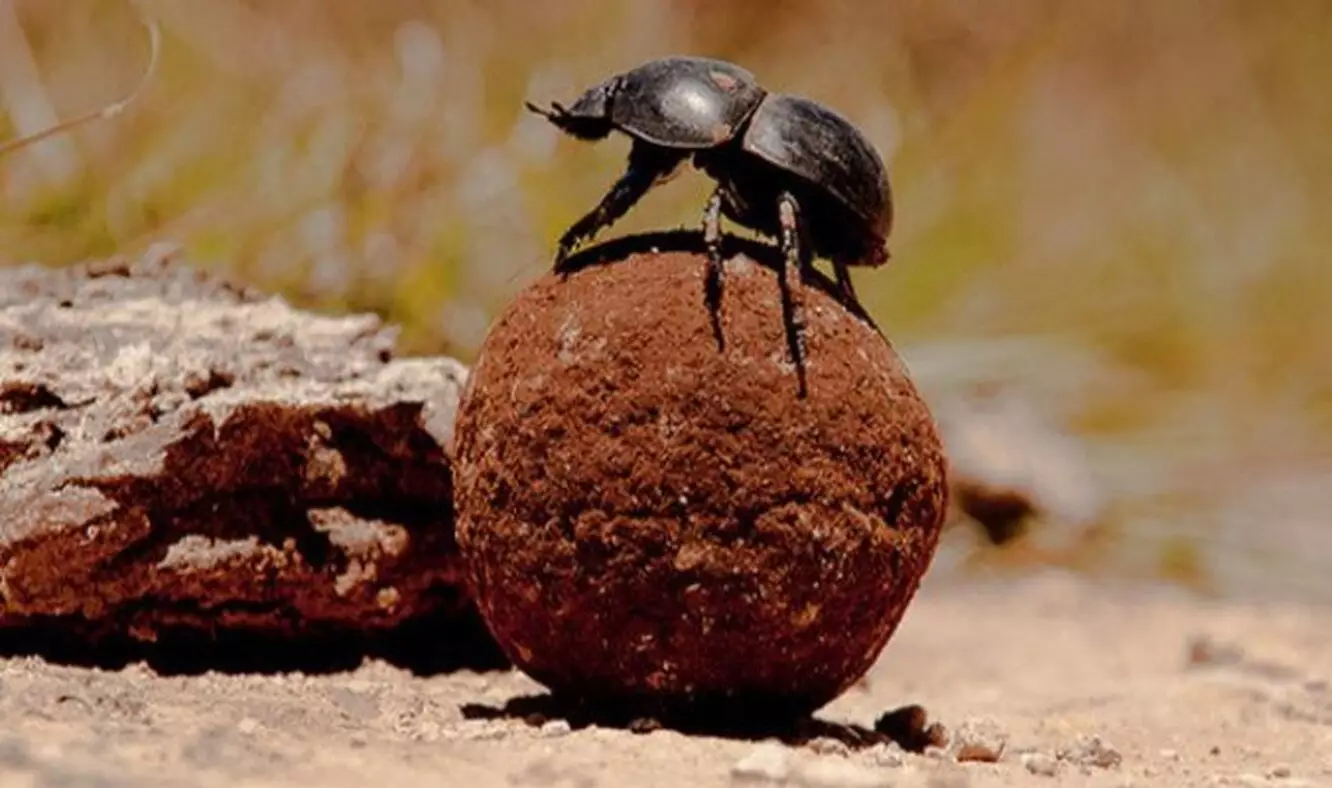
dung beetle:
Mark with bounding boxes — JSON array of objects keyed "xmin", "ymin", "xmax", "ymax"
[{"xmin": 526, "ymin": 55, "xmax": 893, "ymax": 394}]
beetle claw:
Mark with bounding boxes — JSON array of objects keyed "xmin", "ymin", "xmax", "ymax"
[{"xmin": 552, "ymin": 246, "xmax": 572, "ymax": 273}]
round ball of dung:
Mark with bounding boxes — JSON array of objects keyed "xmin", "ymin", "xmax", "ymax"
[{"xmin": 452, "ymin": 237, "xmax": 949, "ymax": 720}]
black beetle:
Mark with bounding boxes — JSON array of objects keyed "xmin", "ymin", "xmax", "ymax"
[{"xmin": 526, "ymin": 55, "xmax": 893, "ymax": 392}]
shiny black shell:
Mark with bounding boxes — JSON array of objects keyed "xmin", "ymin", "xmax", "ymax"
[
  {"xmin": 562, "ymin": 56, "xmax": 767, "ymax": 149},
  {"xmin": 740, "ymin": 94, "xmax": 893, "ymax": 241}
]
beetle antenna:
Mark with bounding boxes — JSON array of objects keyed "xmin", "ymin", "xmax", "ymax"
[{"xmin": 523, "ymin": 100, "xmax": 568, "ymax": 121}]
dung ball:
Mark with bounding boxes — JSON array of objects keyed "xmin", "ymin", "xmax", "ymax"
[{"xmin": 452, "ymin": 235, "xmax": 949, "ymax": 719}]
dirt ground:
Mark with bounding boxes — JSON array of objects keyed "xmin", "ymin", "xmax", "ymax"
[{"xmin": 0, "ymin": 571, "xmax": 1327, "ymax": 788}]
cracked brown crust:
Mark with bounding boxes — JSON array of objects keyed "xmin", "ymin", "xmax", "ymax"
[
  {"xmin": 453, "ymin": 237, "xmax": 949, "ymax": 717},
  {"xmin": 0, "ymin": 251, "xmax": 500, "ymax": 671}
]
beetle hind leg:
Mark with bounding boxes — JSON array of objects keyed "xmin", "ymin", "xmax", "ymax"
[
  {"xmin": 554, "ymin": 145, "xmax": 684, "ymax": 271},
  {"xmin": 833, "ymin": 259, "xmax": 863, "ymax": 311},
  {"xmin": 701, "ymin": 188, "xmax": 726, "ymax": 350},
  {"xmin": 776, "ymin": 191, "xmax": 810, "ymax": 399}
]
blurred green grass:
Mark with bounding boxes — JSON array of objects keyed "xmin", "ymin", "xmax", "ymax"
[{"xmin": 3, "ymin": 0, "xmax": 1330, "ymax": 595}]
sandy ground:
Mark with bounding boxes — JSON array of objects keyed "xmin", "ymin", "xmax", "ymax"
[{"xmin": 0, "ymin": 571, "xmax": 1327, "ymax": 788}]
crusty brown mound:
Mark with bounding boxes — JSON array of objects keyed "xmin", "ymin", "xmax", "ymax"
[
  {"xmin": 453, "ymin": 233, "xmax": 950, "ymax": 719},
  {"xmin": 0, "ymin": 248, "xmax": 502, "ymax": 672}
]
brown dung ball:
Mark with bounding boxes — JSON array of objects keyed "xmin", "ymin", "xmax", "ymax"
[{"xmin": 452, "ymin": 234, "xmax": 949, "ymax": 719}]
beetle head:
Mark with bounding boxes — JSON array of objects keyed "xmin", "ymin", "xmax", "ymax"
[{"xmin": 525, "ymin": 78, "xmax": 619, "ymax": 141}]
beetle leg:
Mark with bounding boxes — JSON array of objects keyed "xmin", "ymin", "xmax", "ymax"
[
  {"xmin": 833, "ymin": 259, "xmax": 862, "ymax": 309},
  {"xmin": 776, "ymin": 191, "xmax": 809, "ymax": 399},
  {"xmin": 554, "ymin": 146, "xmax": 684, "ymax": 271},
  {"xmin": 701, "ymin": 188, "xmax": 726, "ymax": 350}
]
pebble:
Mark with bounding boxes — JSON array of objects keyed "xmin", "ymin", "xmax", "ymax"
[
  {"xmin": 1187, "ymin": 635, "xmax": 1245, "ymax": 667},
  {"xmin": 235, "ymin": 717, "xmax": 259, "ymax": 735},
  {"xmin": 1267, "ymin": 765, "xmax": 1291, "ymax": 779},
  {"xmin": 808, "ymin": 738, "xmax": 852, "ymax": 758},
  {"xmin": 863, "ymin": 743, "xmax": 905, "ymax": 768},
  {"xmin": 538, "ymin": 719, "xmax": 572, "ymax": 738},
  {"xmin": 873, "ymin": 704, "xmax": 948, "ymax": 753},
  {"xmin": 1022, "ymin": 752, "xmax": 1059, "ymax": 777},
  {"xmin": 947, "ymin": 718, "xmax": 1007, "ymax": 763},
  {"xmin": 1058, "ymin": 734, "xmax": 1122, "ymax": 769},
  {"xmin": 732, "ymin": 742, "xmax": 791, "ymax": 783}
]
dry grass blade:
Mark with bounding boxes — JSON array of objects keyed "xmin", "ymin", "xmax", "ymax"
[{"xmin": 0, "ymin": 2, "xmax": 160, "ymax": 157}]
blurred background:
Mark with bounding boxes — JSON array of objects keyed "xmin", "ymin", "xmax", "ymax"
[{"xmin": 1, "ymin": 0, "xmax": 1328, "ymax": 602}]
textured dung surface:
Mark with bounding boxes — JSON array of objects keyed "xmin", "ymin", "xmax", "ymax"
[
  {"xmin": 453, "ymin": 236, "xmax": 950, "ymax": 716},
  {"xmin": 0, "ymin": 249, "xmax": 499, "ymax": 671}
]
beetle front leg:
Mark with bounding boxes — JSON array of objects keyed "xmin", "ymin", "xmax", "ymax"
[
  {"xmin": 701, "ymin": 188, "xmax": 726, "ymax": 350},
  {"xmin": 776, "ymin": 191, "xmax": 809, "ymax": 399},
  {"xmin": 554, "ymin": 146, "xmax": 685, "ymax": 271}
]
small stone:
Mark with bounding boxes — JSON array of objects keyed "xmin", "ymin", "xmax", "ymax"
[
  {"xmin": 863, "ymin": 743, "xmax": 905, "ymax": 768},
  {"xmin": 1022, "ymin": 752, "xmax": 1059, "ymax": 777},
  {"xmin": 539, "ymin": 720, "xmax": 572, "ymax": 738},
  {"xmin": 732, "ymin": 742, "xmax": 792, "ymax": 783},
  {"xmin": 947, "ymin": 718, "xmax": 1006, "ymax": 763},
  {"xmin": 1058, "ymin": 734, "xmax": 1122, "ymax": 769},
  {"xmin": 874, "ymin": 704, "xmax": 948, "ymax": 753},
  {"xmin": 1186, "ymin": 635, "xmax": 1245, "ymax": 668},
  {"xmin": 235, "ymin": 717, "xmax": 259, "ymax": 735},
  {"xmin": 628, "ymin": 717, "xmax": 663, "ymax": 735},
  {"xmin": 1267, "ymin": 765, "xmax": 1292, "ymax": 779},
  {"xmin": 953, "ymin": 743, "xmax": 1001, "ymax": 763},
  {"xmin": 1159, "ymin": 749, "xmax": 1180, "ymax": 761},
  {"xmin": 808, "ymin": 738, "xmax": 852, "ymax": 757}
]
